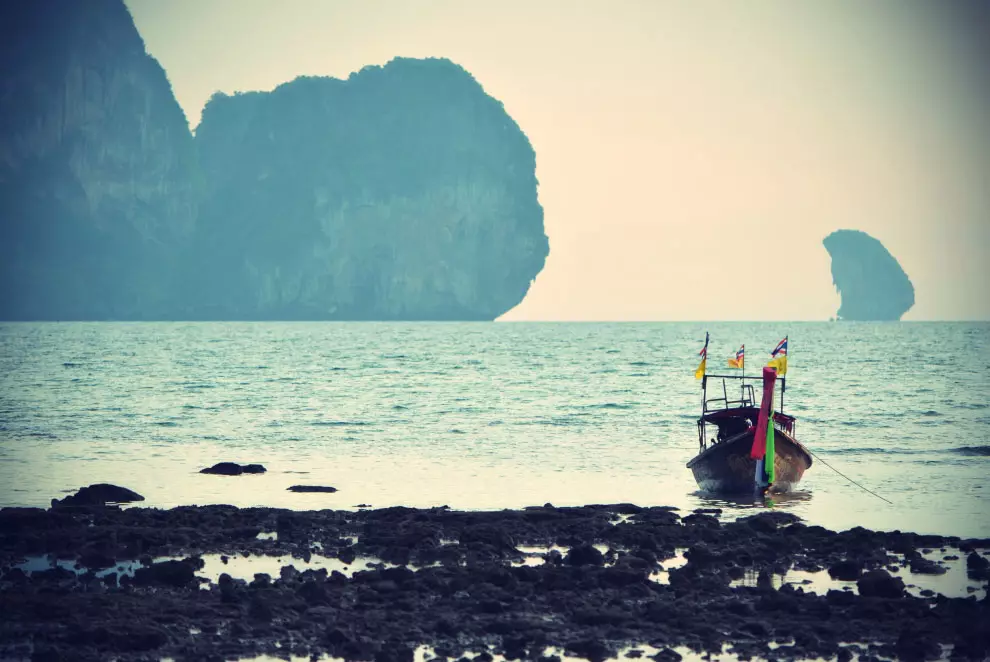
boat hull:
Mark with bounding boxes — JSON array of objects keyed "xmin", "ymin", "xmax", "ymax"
[{"xmin": 686, "ymin": 428, "xmax": 812, "ymax": 494}]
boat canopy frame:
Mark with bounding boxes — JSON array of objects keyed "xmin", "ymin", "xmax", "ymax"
[{"xmin": 697, "ymin": 372, "xmax": 789, "ymax": 452}]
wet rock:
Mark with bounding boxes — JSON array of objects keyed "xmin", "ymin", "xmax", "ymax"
[
  {"xmin": 967, "ymin": 552, "xmax": 990, "ymax": 580},
  {"xmin": 650, "ymin": 648, "xmax": 682, "ymax": 662},
  {"xmin": 52, "ymin": 483, "xmax": 144, "ymax": 507},
  {"xmin": 857, "ymin": 569, "xmax": 905, "ymax": 598},
  {"xmin": 287, "ymin": 485, "xmax": 338, "ymax": 493},
  {"xmin": 737, "ymin": 511, "xmax": 802, "ymax": 533},
  {"xmin": 564, "ymin": 544, "xmax": 605, "ymax": 567},
  {"xmin": 565, "ymin": 639, "xmax": 611, "ymax": 662},
  {"xmin": 459, "ymin": 525, "xmax": 518, "ymax": 553},
  {"xmin": 248, "ymin": 596, "xmax": 273, "ymax": 622},
  {"xmin": 133, "ymin": 559, "xmax": 197, "ymax": 587},
  {"xmin": 908, "ymin": 557, "xmax": 946, "ymax": 575},
  {"xmin": 895, "ymin": 628, "xmax": 942, "ymax": 661},
  {"xmin": 199, "ymin": 462, "xmax": 267, "ymax": 475},
  {"xmin": 681, "ymin": 513, "xmax": 719, "ymax": 528},
  {"xmin": 828, "ymin": 560, "xmax": 864, "ymax": 581}
]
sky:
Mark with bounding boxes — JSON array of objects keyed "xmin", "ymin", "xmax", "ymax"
[{"xmin": 125, "ymin": 0, "xmax": 990, "ymax": 321}]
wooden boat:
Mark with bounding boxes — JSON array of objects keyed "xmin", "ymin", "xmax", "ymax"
[{"xmin": 686, "ymin": 369, "xmax": 812, "ymax": 494}]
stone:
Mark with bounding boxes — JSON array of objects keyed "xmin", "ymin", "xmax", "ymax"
[
  {"xmin": 53, "ymin": 484, "xmax": 144, "ymax": 507},
  {"xmin": 857, "ymin": 569, "xmax": 905, "ymax": 598},
  {"xmin": 200, "ymin": 463, "xmax": 267, "ymax": 475}
]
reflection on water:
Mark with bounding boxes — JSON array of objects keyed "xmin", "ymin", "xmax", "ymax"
[{"xmin": 693, "ymin": 489, "xmax": 814, "ymax": 512}]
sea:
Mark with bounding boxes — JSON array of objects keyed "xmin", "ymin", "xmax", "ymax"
[{"xmin": 0, "ymin": 322, "xmax": 987, "ymax": 538}]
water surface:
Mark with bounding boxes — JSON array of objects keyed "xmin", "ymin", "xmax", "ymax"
[{"xmin": 1, "ymin": 322, "xmax": 987, "ymax": 537}]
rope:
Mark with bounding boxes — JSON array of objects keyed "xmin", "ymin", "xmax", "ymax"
[{"xmin": 805, "ymin": 446, "xmax": 894, "ymax": 505}]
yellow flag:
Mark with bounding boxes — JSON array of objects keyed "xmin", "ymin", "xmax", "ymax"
[
  {"xmin": 728, "ymin": 357, "xmax": 743, "ymax": 369},
  {"xmin": 767, "ymin": 355, "xmax": 787, "ymax": 376},
  {"xmin": 694, "ymin": 357, "xmax": 707, "ymax": 380}
]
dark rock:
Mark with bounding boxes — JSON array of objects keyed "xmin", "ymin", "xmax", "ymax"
[
  {"xmin": 248, "ymin": 596, "xmax": 273, "ymax": 622},
  {"xmin": 287, "ymin": 485, "xmax": 337, "ymax": 493},
  {"xmin": 692, "ymin": 508, "xmax": 722, "ymax": 515},
  {"xmin": 828, "ymin": 560, "xmax": 863, "ymax": 581},
  {"xmin": 565, "ymin": 639, "xmax": 611, "ymax": 662},
  {"xmin": 857, "ymin": 569, "xmax": 905, "ymax": 598},
  {"xmin": 650, "ymin": 649, "xmax": 682, "ymax": 662},
  {"xmin": 681, "ymin": 513, "xmax": 719, "ymax": 528},
  {"xmin": 200, "ymin": 462, "xmax": 267, "ymax": 475},
  {"xmin": 564, "ymin": 544, "xmax": 605, "ymax": 567},
  {"xmin": 908, "ymin": 557, "xmax": 946, "ymax": 575},
  {"xmin": 737, "ymin": 511, "xmax": 802, "ymax": 532},
  {"xmin": 895, "ymin": 628, "xmax": 942, "ymax": 661},
  {"xmin": 133, "ymin": 559, "xmax": 197, "ymax": 587},
  {"xmin": 53, "ymin": 484, "xmax": 144, "ymax": 507},
  {"xmin": 966, "ymin": 552, "xmax": 990, "ymax": 580}
]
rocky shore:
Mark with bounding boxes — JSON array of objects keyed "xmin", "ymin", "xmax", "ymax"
[{"xmin": 1, "ymin": 500, "xmax": 988, "ymax": 662}]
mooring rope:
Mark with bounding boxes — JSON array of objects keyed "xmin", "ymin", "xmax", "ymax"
[{"xmin": 805, "ymin": 446, "xmax": 894, "ymax": 505}]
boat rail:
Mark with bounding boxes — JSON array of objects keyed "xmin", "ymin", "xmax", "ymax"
[{"xmin": 697, "ymin": 372, "xmax": 789, "ymax": 451}]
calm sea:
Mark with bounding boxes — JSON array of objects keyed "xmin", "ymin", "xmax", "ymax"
[{"xmin": 0, "ymin": 322, "xmax": 987, "ymax": 537}]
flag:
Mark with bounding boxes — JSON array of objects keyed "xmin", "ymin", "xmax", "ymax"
[
  {"xmin": 694, "ymin": 332, "xmax": 709, "ymax": 379},
  {"xmin": 765, "ymin": 390, "xmax": 776, "ymax": 484},
  {"xmin": 727, "ymin": 344, "xmax": 745, "ymax": 369},
  {"xmin": 767, "ymin": 355, "xmax": 787, "ymax": 376},
  {"xmin": 767, "ymin": 336, "xmax": 788, "ymax": 376},
  {"xmin": 750, "ymin": 367, "xmax": 777, "ymax": 460}
]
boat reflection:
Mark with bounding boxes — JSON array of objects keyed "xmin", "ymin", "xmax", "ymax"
[{"xmin": 690, "ymin": 489, "xmax": 813, "ymax": 515}]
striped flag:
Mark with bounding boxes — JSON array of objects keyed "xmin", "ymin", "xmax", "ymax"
[
  {"xmin": 767, "ymin": 336, "xmax": 788, "ymax": 376},
  {"xmin": 694, "ymin": 332, "xmax": 709, "ymax": 380},
  {"xmin": 728, "ymin": 344, "xmax": 745, "ymax": 369}
]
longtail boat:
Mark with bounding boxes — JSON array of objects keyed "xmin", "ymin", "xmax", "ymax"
[{"xmin": 687, "ymin": 366, "xmax": 812, "ymax": 494}]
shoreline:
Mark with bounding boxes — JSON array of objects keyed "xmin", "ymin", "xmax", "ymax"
[{"xmin": 2, "ymin": 501, "xmax": 989, "ymax": 661}]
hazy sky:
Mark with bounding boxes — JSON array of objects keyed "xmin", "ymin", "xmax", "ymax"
[{"xmin": 126, "ymin": 0, "xmax": 990, "ymax": 321}]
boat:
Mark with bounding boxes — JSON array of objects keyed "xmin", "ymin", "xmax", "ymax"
[{"xmin": 686, "ymin": 365, "xmax": 812, "ymax": 494}]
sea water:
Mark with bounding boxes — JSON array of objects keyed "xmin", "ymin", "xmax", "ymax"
[{"xmin": 0, "ymin": 322, "xmax": 987, "ymax": 537}]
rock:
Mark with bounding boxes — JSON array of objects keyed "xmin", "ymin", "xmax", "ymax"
[
  {"xmin": 828, "ymin": 560, "xmax": 864, "ymax": 581},
  {"xmin": 857, "ymin": 569, "xmax": 905, "ymax": 598},
  {"xmin": 823, "ymin": 229, "xmax": 914, "ymax": 321},
  {"xmin": 895, "ymin": 628, "xmax": 942, "ymax": 661},
  {"xmin": 564, "ymin": 544, "xmax": 605, "ymax": 567},
  {"xmin": 966, "ymin": 552, "xmax": 990, "ymax": 580},
  {"xmin": 133, "ymin": 559, "xmax": 197, "ymax": 587},
  {"xmin": 908, "ymin": 557, "xmax": 946, "ymax": 575},
  {"xmin": 189, "ymin": 57, "xmax": 548, "ymax": 321},
  {"xmin": 53, "ymin": 484, "xmax": 145, "ymax": 507},
  {"xmin": 287, "ymin": 485, "xmax": 338, "ymax": 493},
  {"xmin": 0, "ymin": 0, "xmax": 198, "ymax": 321},
  {"xmin": 199, "ymin": 462, "xmax": 267, "ymax": 475}
]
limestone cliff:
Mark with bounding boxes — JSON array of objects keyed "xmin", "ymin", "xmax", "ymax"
[
  {"xmin": 0, "ymin": 0, "xmax": 199, "ymax": 320},
  {"xmin": 823, "ymin": 230, "xmax": 914, "ymax": 321},
  {"xmin": 186, "ymin": 58, "xmax": 548, "ymax": 320}
]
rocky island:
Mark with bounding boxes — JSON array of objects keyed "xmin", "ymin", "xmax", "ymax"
[
  {"xmin": 823, "ymin": 230, "xmax": 915, "ymax": 321},
  {"xmin": 0, "ymin": 0, "xmax": 548, "ymax": 321},
  {"xmin": 0, "ymin": 0, "xmax": 199, "ymax": 321}
]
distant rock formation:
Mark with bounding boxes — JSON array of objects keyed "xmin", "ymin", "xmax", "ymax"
[
  {"xmin": 0, "ymin": 0, "xmax": 547, "ymax": 321},
  {"xmin": 822, "ymin": 230, "xmax": 914, "ymax": 321},
  {"xmin": 187, "ymin": 58, "xmax": 548, "ymax": 320},
  {"xmin": 0, "ymin": 0, "xmax": 199, "ymax": 320}
]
